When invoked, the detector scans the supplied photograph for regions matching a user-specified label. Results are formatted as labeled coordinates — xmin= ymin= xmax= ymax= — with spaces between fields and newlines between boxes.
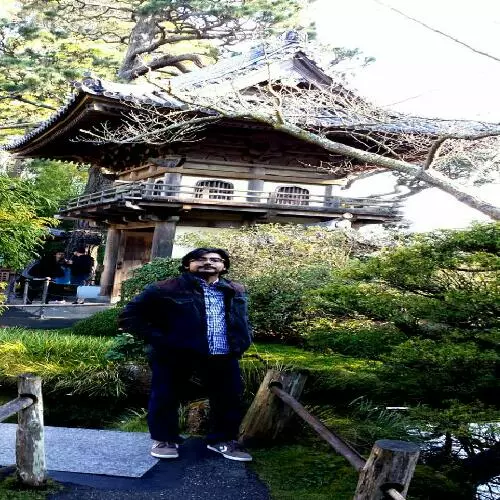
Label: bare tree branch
xmin=374 ymin=0 xmax=500 ymax=63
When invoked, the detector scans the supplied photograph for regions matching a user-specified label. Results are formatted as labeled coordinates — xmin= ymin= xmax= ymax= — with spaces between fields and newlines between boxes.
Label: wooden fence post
xmin=239 ymin=369 xmax=307 ymax=445
xmin=16 ymin=374 xmax=47 ymax=487
xmin=354 ymin=439 xmax=420 ymax=500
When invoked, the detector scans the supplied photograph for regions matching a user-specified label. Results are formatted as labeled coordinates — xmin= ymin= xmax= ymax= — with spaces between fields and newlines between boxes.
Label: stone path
xmin=0 ymin=425 xmax=269 ymax=499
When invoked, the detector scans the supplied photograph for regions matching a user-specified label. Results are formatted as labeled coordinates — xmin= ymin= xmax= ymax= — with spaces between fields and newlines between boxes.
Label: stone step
xmin=0 ymin=423 xmax=158 ymax=478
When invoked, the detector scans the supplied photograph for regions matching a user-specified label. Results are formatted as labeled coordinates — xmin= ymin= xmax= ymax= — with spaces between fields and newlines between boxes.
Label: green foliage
xmin=248 ymin=265 xmax=334 ymax=340
xmin=0 ymin=175 xmax=55 ymax=269
xmin=249 ymin=440 xmax=359 ymax=500
xmin=112 ymin=408 xmax=149 ymax=433
xmin=0 ymin=0 xmax=309 ymax=141
xmin=306 ymin=398 xmax=415 ymax=452
xmin=243 ymin=343 xmax=381 ymax=402
xmin=24 ymin=159 xmax=87 ymax=217
xmin=72 ymin=307 xmax=122 ymax=337
xmin=105 ymin=332 xmax=147 ymax=362
xmin=379 ymin=338 xmax=499 ymax=405
xmin=305 ymin=222 xmax=500 ymax=491
xmin=0 ymin=327 xmax=124 ymax=397
xmin=300 ymin=317 xmax=406 ymax=358
xmin=0 ymin=4 xmax=120 ymax=140
xmin=119 ymin=257 xmax=181 ymax=304
xmin=179 ymin=223 xmax=352 ymax=282
xmin=319 ymin=222 xmax=500 ymax=331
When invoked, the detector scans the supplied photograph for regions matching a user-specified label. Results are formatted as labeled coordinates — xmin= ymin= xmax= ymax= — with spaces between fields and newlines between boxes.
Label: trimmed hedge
xmin=72 ymin=307 xmax=122 ymax=337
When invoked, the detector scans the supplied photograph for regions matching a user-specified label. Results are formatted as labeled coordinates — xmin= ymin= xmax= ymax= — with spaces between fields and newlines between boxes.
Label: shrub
xmin=178 ymin=223 xmax=353 ymax=282
xmin=119 ymin=257 xmax=181 ymax=304
xmin=72 ymin=307 xmax=122 ymax=337
xmin=301 ymin=318 xmax=406 ymax=358
xmin=105 ymin=332 xmax=147 ymax=362
xmin=379 ymin=338 xmax=500 ymax=405
xmin=248 ymin=264 xmax=334 ymax=341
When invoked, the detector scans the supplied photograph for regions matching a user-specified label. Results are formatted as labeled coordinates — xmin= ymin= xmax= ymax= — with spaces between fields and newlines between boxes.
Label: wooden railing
xmin=61 ymin=181 xmax=398 ymax=215
xmin=0 ymin=374 xmax=46 ymax=486
xmin=240 ymin=370 xmax=419 ymax=500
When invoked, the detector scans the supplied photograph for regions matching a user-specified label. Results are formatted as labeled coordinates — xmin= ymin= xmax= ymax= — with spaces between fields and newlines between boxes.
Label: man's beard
xmin=193 ymin=266 xmax=219 ymax=276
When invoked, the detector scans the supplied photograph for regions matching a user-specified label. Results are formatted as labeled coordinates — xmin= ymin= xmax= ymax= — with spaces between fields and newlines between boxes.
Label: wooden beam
xmin=151 ymin=217 xmax=179 ymax=258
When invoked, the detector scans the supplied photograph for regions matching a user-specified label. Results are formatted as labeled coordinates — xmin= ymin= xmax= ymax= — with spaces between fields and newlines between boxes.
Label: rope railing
xmin=240 ymin=369 xmax=420 ymax=500
xmin=0 ymin=374 xmax=46 ymax=486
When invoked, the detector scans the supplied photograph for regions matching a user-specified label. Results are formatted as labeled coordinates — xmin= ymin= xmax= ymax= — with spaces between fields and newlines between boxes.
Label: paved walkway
xmin=0 ymin=303 xmax=110 ymax=329
xmin=0 ymin=437 xmax=268 ymax=500
xmin=47 ymin=438 xmax=268 ymax=500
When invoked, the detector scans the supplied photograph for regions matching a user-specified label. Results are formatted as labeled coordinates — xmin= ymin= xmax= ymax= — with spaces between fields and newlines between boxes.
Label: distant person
xmin=53 ymin=252 xmax=71 ymax=285
xmin=30 ymin=253 xmax=66 ymax=281
xmin=68 ymin=247 xmax=94 ymax=286
xmin=27 ymin=253 xmax=67 ymax=303
xmin=119 ymin=248 xmax=253 ymax=462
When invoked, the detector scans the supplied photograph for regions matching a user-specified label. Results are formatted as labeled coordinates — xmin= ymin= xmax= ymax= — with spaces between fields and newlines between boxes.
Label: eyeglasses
xmin=191 ymin=257 xmax=224 ymax=263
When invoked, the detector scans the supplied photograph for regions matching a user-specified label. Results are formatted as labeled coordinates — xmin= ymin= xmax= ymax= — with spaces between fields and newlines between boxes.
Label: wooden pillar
xmin=247 ymin=171 xmax=265 ymax=203
xmin=325 ymin=185 xmax=340 ymax=208
xmin=16 ymin=374 xmax=46 ymax=487
xmin=239 ymin=369 xmax=308 ymax=445
xmin=354 ymin=439 xmax=420 ymax=500
xmin=99 ymin=228 xmax=121 ymax=296
xmin=151 ymin=217 xmax=179 ymax=258
xmin=164 ymin=172 xmax=182 ymax=195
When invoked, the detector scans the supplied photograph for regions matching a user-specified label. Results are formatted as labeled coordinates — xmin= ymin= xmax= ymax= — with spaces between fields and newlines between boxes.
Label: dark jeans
xmin=148 ymin=351 xmax=243 ymax=444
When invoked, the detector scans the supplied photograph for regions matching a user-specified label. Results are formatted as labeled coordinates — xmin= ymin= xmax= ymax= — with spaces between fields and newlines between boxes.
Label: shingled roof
xmin=4 ymin=31 xmax=499 ymax=155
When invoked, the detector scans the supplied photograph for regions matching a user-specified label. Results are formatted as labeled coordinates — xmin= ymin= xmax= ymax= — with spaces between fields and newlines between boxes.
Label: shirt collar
xmin=193 ymin=276 xmax=219 ymax=287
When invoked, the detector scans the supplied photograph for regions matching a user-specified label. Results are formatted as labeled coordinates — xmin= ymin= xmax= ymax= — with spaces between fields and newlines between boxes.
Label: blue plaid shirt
xmin=196 ymin=278 xmax=229 ymax=355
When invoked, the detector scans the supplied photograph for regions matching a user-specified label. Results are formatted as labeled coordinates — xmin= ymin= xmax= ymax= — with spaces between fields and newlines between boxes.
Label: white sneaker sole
xmin=206 ymin=444 xmax=252 ymax=462
xmin=151 ymin=451 xmax=179 ymax=459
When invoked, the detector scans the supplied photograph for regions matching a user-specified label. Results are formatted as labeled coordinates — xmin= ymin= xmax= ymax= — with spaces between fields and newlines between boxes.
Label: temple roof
xmin=3 ymin=31 xmax=499 ymax=157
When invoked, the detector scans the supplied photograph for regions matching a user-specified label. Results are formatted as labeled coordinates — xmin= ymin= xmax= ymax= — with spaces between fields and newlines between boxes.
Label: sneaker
xmin=151 ymin=441 xmax=179 ymax=459
xmin=207 ymin=441 xmax=252 ymax=462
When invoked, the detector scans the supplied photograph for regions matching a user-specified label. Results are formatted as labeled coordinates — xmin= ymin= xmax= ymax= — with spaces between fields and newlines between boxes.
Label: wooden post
xmin=151 ymin=217 xmax=179 ymax=258
xmin=99 ymin=227 xmax=122 ymax=296
xmin=22 ymin=280 xmax=29 ymax=304
xmin=247 ymin=178 xmax=265 ymax=202
xmin=16 ymin=374 xmax=46 ymax=487
xmin=354 ymin=439 xmax=420 ymax=500
xmin=239 ymin=369 xmax=307 ymax=445
xmin=40 ymin=279 xmax=50 ymax=304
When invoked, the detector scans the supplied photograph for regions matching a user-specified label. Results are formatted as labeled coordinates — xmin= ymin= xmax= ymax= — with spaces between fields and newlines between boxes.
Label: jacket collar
xmin=181 ymin=272 xmax=234 ymax=293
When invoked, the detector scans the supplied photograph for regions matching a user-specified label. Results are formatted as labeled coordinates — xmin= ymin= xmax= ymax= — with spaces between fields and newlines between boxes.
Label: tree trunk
xmin=118 ymin=13 xmax=157 ymax=81
xmin=84 ymin=165 xmax=113 ymax=194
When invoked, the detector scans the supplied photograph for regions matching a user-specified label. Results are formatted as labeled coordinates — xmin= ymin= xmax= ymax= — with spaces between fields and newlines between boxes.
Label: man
xmin=68 ymin=247 xmax=94 ymax=286
xmin=119 ymin=248 xmax=253 ymax=462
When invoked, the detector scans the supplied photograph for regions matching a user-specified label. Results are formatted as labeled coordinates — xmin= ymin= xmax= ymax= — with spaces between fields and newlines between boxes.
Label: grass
xmin=249 ymin=439 xmax=359 ymax=500
xmin=242 ymin=343 xmax=382 ymax=403
xmin=0 ymin=469 xmax=61 ymax=500
xmin=0 ymin=327 xmax=124 ymax=398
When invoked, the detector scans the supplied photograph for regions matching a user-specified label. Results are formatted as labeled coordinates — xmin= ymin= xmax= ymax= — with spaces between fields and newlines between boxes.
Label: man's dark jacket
xmin=118 ymin=273 xmax=252 ymax=357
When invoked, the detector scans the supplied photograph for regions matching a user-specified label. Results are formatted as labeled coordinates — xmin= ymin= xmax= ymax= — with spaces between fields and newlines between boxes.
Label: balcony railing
xmin=62 ymin=182 xmax=397 ymax=214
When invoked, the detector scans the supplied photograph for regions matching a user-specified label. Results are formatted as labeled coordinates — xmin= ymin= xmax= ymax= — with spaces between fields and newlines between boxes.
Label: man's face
xmin=186 ymin=252 xmax=226 ymax=277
